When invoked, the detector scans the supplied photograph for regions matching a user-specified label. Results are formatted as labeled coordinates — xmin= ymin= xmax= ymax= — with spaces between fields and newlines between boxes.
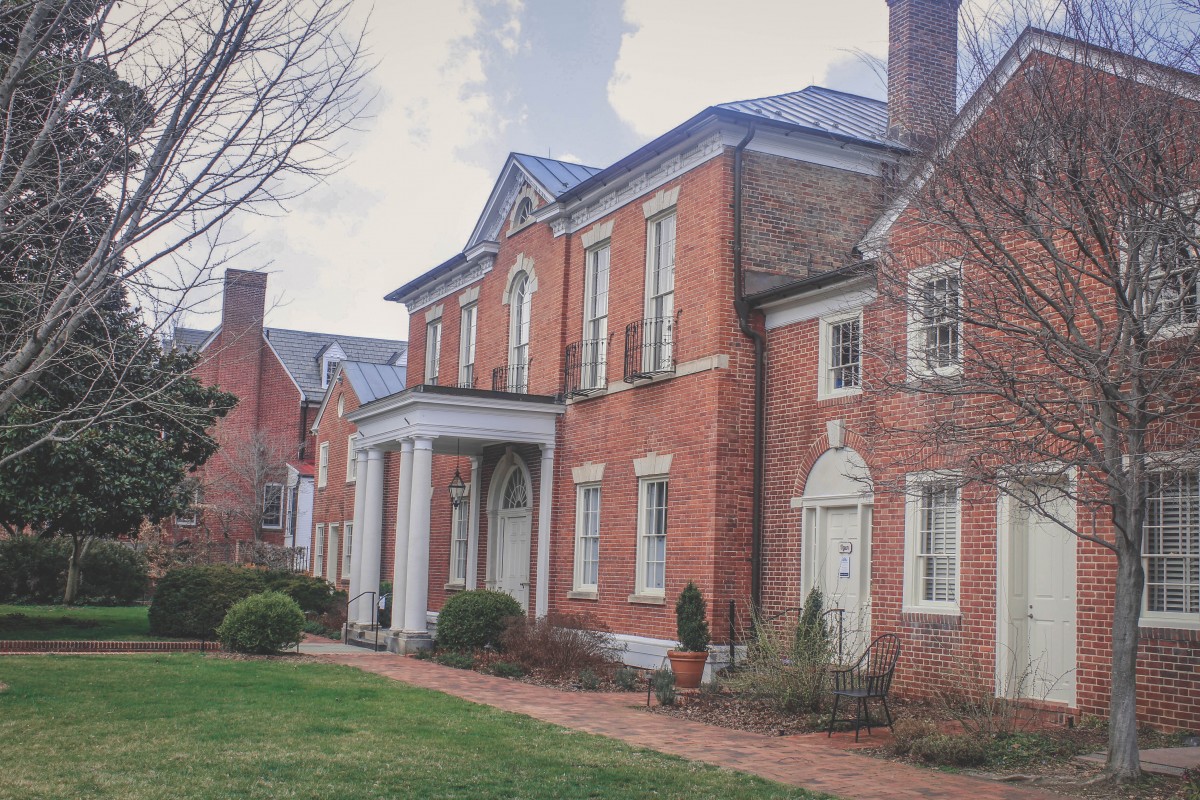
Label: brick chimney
xmin=216 ymin=269 xmax=268 ymax=426
xmin=886 ymin=0 xmax=962 ymax=146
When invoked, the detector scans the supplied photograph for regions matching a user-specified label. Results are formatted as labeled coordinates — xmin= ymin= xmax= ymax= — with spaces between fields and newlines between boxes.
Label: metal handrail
xmin=346 ymin=590 xmax=381 ymax=652
xmin=564 ymin=338 xmax=608 ymax=396
xmin=757 ymin=605 xmax=847 ymax=664
xmin=623 ymin=315 xmax=676 ymax=382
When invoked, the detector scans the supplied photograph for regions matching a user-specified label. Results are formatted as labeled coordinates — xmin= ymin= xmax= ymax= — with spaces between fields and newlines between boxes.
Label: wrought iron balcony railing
xmin=623 ymin=316 xmax=675 ymax=382
xmin=457 ymin=364 xmax=476 ymax=389
xmin=491 ymin=360 xmax=531 ymax=394
xmin=564 ymin=338 xmax=608 ymax=397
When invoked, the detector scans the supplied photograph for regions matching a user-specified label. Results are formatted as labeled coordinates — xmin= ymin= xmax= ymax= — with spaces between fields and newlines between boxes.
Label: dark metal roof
xmin=511 ymin=153 xmax=602 ymax=197
xmin=341 ymin=361 xmax=408 ymax=405
xmin=717 ymin=86 xmax=900 ymax=148
xmin=168 ymin=326 xmax=212 ymax=351
xmin=263 ymin=327 xmax=406 ymax=400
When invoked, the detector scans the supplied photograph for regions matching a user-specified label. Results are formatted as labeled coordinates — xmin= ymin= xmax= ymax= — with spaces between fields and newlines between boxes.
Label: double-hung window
xmin=637 ymin=478 xmax=669 ymax=596
xmin=508 ymin=273 xmax=532 ymax=393
xmin=819 ymin=312 xmax=862 ymax=398
xmin=449 ymin=498 xmax=469 ymax=586
xmin=341 ymin=522 xmax=353 ymax=579
xmin=908 ymin=263 xmax=961 ymax=377
xmin=582 ymin=244 xmax=610 ymax=390
xmin=1141 ymin=200 xmax=1200 ymax=331
xmin=645 ymin=213 xmax=676 ymax=372
xmin=425 ymin=319 xmax=442 ymax=385
xmin=904 ymin=476 xmax=960 ymax=612
xmin=1144 ymin=471 xmax=1200 ymax=618
xmin=313 ymin=524 xmax=325 ymax=576
xmin=459 ymin=304 xmax=477 ymax=388
xmin=261 ymin=483 xmax=284 ymax=529
xmin=317 ymin=442 xmax=329 ymax=489
xmin=574 ymin=484 xmax=601 ymax=591
xmin=346 ymin=435 xmax=358 ymax=482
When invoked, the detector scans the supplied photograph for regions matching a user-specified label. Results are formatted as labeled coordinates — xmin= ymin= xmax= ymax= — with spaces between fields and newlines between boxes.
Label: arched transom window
xmin=502 ymin=467 xmax=529 ymax=509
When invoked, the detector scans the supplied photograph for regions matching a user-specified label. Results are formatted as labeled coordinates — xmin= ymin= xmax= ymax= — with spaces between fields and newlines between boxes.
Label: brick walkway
xmin=317 ymin=651 xmax=1061 ymax=800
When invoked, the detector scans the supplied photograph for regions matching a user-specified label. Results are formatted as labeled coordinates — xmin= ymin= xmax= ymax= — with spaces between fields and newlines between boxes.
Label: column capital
xmin=413 ymin=437 xmax=434 ymax=451
xmin=540 ymin=442 xmax=556 ymax=458
xmin=399 ymin=438 xmax=415 ymax=454
xmin=365 ymin=448 xmax=385 ymax=462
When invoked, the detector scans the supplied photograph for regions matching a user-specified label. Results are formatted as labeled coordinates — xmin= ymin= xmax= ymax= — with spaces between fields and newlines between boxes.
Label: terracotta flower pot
xmin=667 ymin=649 xmax=708 ymax=689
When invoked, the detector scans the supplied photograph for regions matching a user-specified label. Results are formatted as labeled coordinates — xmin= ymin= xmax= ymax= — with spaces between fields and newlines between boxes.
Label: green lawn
xmin=0 ymin=654 xmax=832 ymax=800
xmin=0 ymin=603 xmax=156 ymax=640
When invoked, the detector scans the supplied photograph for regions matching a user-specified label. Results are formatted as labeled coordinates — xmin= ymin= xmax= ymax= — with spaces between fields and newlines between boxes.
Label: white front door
xmin=497 ymin=510 xmax=531 ymax=611
xmin=1005 ymin=490 xmax=1077 ymax=706
xmin=812 ymin=505 xmax=870 ymax=658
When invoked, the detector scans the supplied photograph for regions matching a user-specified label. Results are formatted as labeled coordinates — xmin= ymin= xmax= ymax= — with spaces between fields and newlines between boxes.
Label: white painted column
xmin=389 ymin=439 xmax=415 ymax=629
xmin=403 ymin=437 xmax=434 ymax=632
xmin=347 ymin=448 xmax=370 ymax=622
xmin=535 ymin=443 xmax=555 ymax=618
xmin=357 ymin=448 xmax=386 ymax=625
xmin=466 ymin=455 xmax=482 ymax=590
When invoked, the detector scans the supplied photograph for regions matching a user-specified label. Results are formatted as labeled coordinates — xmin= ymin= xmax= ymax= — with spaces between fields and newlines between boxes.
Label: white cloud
xmin=608 ymin=0 xmax=889 ymax=138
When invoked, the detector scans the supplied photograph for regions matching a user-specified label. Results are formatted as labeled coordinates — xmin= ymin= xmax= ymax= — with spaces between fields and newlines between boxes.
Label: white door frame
xmin=995 ymin=477 xmax=1077 ymax=705
xmin=799 ymin=495 xmax=874 ymax=649
xmin=485 ymin=451 xmax=533 ymax=609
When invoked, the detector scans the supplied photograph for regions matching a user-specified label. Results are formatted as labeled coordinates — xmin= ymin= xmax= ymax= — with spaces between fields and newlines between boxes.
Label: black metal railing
xmin=457 ymin=365 xmax=476 ymax=389
xmin=491 ymin=360 xmax=531 ymax=394
xmin=564 ymin=338 xmax=608 ymax=397
xmin=623 ymin=316 xmax=675 ymax=382
xmin=346 ymin=590 xmax=383 ymax=652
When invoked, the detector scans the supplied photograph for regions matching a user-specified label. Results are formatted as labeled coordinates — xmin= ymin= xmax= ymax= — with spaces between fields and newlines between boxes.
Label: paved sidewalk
xmin=317 ymin=651 xmax=1062 ymax=800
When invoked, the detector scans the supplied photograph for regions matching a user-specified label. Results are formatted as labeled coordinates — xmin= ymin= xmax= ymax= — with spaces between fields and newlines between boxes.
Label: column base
xmin=384 ymin=629 xmax=433 ymax=655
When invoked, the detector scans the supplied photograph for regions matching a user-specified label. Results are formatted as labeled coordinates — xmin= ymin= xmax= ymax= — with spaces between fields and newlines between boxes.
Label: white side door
xmin=498 ymin=511 xmax=531 ymax=611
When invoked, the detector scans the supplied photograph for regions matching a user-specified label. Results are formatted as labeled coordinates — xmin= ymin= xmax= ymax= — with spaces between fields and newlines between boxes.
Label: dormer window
xmin=324 ymin=358 xmax=340 ymax=387
xmin=320 ymin=342 xmax=346 ymax=389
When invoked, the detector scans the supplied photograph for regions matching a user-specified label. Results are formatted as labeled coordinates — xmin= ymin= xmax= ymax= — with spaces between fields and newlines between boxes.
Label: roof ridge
xmin=718 ymin=85 xmax=885 ymax=108
xmin=511 ymin=151 xmax=601 ymax=170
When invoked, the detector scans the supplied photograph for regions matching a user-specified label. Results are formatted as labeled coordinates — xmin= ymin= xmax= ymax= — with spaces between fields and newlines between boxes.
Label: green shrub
xmin=724 ymin=608 xmax=833 ymax=713
xmin=675 ymin=581 xmax=710 ymax=652
xmin=435 ymin=589 xmax=523 ymax=651
xmin=652 ymin=668 xmax=677 ymax=706
xmin=434 ymin=651 xmax=476 ymax=670
xmin=490 ymin=661 xmax=525 ymax=679
xmin=216 ymin=591 xmax=305 ymax=654
xmin=76 ymin=542 xmax=148 ymax=604
xmin=578 ymin=668 xmax=601 ymax=691
xmin=0 ymin=536 xmax=63 ymax=603
xmin=614 ymin=667 xmax=641 ymax=691
xmin=907 ymin=733 xmax=987 ymax=767
xmin=261 ymin=571 xmax=342 ymax=616
xmin=149 ymin=565 xmax=266 ymax=638
xmin=302 ymin=620 xmax=333 ymax=637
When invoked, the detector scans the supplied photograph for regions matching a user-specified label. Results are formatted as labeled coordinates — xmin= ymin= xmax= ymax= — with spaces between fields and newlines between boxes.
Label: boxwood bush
xmin=216 ymin=591 xmax=304 ymax=654
xmin=0 ymin=537 xmax=147 ymax=604
xmin=149 ymin=565 xmax=341 ymax=638
xmin=435 ymin=589 xmax=522 ymax=651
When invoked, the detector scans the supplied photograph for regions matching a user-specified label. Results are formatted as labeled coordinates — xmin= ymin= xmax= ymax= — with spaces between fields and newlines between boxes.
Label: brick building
xmin=169 ymin=270 xmax=406 ymax=562
xmin=310 ymin=0 xmax=1200 ymax=729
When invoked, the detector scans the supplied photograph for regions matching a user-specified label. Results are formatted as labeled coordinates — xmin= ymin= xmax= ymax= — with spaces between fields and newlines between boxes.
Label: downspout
xmin=732 ymin=124 xmax=765 ymax=615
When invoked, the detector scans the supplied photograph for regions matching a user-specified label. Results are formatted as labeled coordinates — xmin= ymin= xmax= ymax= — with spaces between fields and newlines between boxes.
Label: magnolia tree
xmin=862 ymin=0 xmax=1200 ymax=780
xmin=0 ymin=0 xmax=368 ymax=464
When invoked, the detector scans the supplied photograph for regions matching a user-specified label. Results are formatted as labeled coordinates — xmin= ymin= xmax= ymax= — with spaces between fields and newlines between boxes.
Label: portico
xmin=344 ymin=384 xmax=563 ymax=652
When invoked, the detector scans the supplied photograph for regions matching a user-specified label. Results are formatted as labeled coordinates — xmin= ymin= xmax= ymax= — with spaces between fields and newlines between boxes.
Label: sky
xmin=182 ymin=0 xmax=897 ymax=342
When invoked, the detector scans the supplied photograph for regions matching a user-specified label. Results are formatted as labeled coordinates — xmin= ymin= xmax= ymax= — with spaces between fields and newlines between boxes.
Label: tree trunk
xmin=63 ymin=535 xmax=93 ymax=605
xmin=1106 ymin=541 xmax=1144 ymax=780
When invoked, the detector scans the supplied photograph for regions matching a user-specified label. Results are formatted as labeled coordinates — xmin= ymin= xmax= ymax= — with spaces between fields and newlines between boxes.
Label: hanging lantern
xmin=448 ymin=468 xmax=467 ymax=508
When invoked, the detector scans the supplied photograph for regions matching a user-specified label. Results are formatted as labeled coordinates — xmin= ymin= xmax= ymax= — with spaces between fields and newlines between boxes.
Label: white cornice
xmin=403 ymin=256 xmax=494 ymax=314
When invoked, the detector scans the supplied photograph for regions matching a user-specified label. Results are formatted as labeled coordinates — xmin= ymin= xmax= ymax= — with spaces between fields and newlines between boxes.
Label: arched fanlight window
xmin=514 ymin=196 xmax=534 ymax=227
xmin=502 ymin=467 xmax=529 ymax=509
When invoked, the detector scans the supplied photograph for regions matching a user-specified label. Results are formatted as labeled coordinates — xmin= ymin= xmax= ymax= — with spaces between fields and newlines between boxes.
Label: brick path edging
xmin=0 ymin=640 xmax=218 ymax=654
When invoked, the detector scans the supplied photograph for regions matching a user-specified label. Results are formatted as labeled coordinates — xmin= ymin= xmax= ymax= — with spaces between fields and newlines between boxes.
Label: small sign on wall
xmin=839 ymin=555 xmax=851 ymax=579
xmin=839 ymin=541 xmax=853 ymax=554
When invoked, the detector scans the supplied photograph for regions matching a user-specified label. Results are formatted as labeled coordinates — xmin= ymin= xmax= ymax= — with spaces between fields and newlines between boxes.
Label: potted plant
xmin=668 ymin=581 xmax=710 ymax=689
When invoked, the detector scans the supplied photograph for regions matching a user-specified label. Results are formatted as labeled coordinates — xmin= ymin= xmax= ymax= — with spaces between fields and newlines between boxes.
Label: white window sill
xmin=817 ymin=386 xmax=862 ymax=402
xmin=565 ymin=354 xmax=729 ymax=405
xmin=901 ymin=605 xmax=961 ymax=618
xmin=628 ymin=593 xmax=665 ymax=606
xmin=1140 ymin=615 xmax=1200 ymax=632
xmin=443 ymin=582 xmax=466 ymax=592
xmin=567 ymin=589 xmax=598 ymax=600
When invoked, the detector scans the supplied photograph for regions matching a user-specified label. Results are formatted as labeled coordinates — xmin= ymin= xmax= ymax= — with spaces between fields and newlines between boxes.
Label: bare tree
xmin=200 ymin=428 xmax=293 ymax=544
xmin=0 ymin=0 xmax=369 ymax=464
xmin=863 ymin=0 xmax=1200 ymax=781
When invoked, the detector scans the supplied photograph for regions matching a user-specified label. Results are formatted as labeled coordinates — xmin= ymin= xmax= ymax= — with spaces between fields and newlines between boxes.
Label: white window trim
xmin=1123 ymin=192 xmax=1200 ymax=341
xmin=425 ymin=319 xmax=442 ymax=385
xmin=341 ymin=521 xmax=352 ymax=579
xmin=262 ymin=482 xmax=284 ymax=530
xmin=633 ymin=475 xmax=669 ymax=599
xmin=346 ymin=435 xmax=359 ymax=483
xmin=317 ymin=441 xmax=330 ymax=489
xmin=448 ymin=493 xmax=470 ymax=587
xmin=507 ymin=271 xmax=532 ymax=392
xmin=817 ymin=310 xmax=864 ymax=400
xmin=902 ymin=472 xmax=962 ymax=615
xmin=573 ymin=483 xmax=601 ymax=593
xmin=459 ymin=303 xmax=477 ymax=388
xmin=175 ymin=488 xmax=201 ymax=527
xmin=1141 ymin=465 xmax=1200 ymax=629
xmin=906 ymin=260 xmax=963 ymax=380
xmin=326 ymin=523 xmax=339 ymax=582
xmin=313 ymin=524 xmax=325 ymax=576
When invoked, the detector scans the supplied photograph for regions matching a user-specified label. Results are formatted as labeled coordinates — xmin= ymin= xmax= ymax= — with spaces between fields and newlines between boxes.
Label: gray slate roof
xmin=341 ymin=361 xmax=408 ymax=405
xmin=263 ymin=327 xmax=406 ymax=400
xmin=718 ymin=86 xmax=901 ymax=148
xmin=512 ymin=153 xmax=602 ymax=197
xmin=169 ymin=326 xmax=213 ymax=351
